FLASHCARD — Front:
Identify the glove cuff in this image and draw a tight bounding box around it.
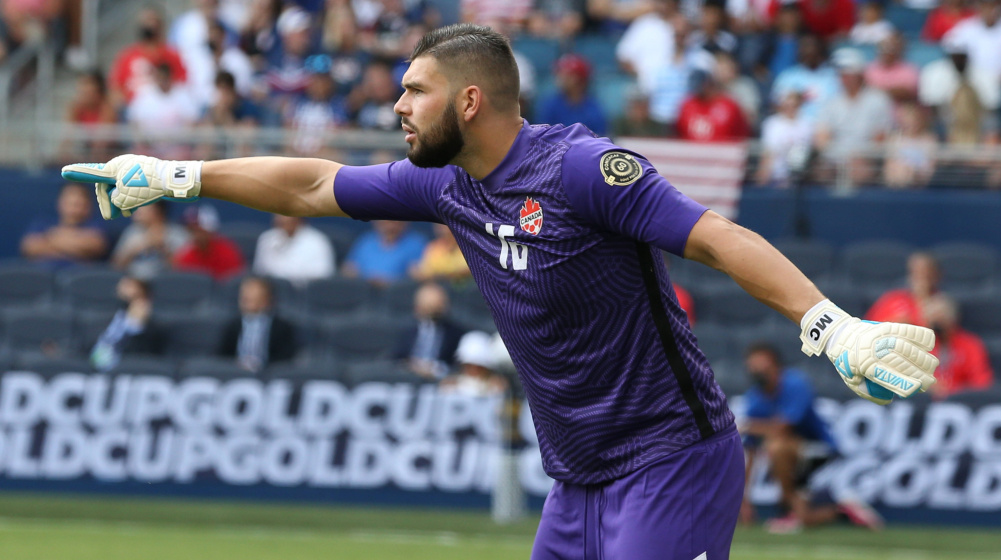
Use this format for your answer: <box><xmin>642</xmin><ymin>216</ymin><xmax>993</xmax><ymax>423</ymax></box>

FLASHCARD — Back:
<box><xmin>799</xmin><ymin>299</ymin><xmax>852</xmax><ymax>357</ymax></box>
<box><xmin>157</xmin><ymin>160</ymin><xmax>203</xmax><ymax>198</ymax></box>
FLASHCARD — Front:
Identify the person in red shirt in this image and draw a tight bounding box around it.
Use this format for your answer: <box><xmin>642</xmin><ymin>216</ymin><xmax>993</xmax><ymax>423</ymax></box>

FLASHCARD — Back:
<box><xmin>674</xmin><ymin>283</ymin><xmax>696</xmax><ymax>326</ymax></box>
<box><xmin>924</xmin><ymin>294</ymin><xmax>994</xmax><ymax>398</ymax></box>
<box><xmin>676</xmin><ymin>70</ymin><xmax>750</xmax><ymax>142</ymax></box>
<box><xmin>865</xmin><ymin>251</ymin><xmax>940</xmax><ymax>326</ymax></box>
<box><xmin>108</xmin><ymin>5</ymin><xmax>187</xmax><ymax>109</ymax></box>
<box><xmin>768</xmin><ymin>0</ymin><xmax>854</xmax><ymax>41</ymax></box>
<box><xmin>173</xmin><ymin>204</ymin><xmax>245</xmax><ymax>281</ymax></box>
<box><xmin>922</xmin><ymin>0</ymin><xmax>976</xmax><ymax>42</ymax></box>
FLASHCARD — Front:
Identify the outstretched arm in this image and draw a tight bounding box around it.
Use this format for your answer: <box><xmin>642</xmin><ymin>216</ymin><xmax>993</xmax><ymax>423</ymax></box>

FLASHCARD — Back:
<box><xmin>200</xmin><ymin>157</ymin><xmax>346</xmax><ymax>217</ymax></box>
<box><xmin>683</xmin><ymin>210</ymin><xmax>825</xmax><ymax>323</ymax></box>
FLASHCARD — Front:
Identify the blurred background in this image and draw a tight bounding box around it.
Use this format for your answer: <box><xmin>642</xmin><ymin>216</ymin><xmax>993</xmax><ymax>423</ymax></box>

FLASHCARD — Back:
<box><xmin>0</xmin><ymin>0</ymin><xmax>998</xmax><ymax>558</ymax></box>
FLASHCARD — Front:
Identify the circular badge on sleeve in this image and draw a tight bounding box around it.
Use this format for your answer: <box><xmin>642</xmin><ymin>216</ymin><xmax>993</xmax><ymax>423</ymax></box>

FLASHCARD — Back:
<box><xmin>599</xmin><ymin>152</ymin><xmax>642</xmax><ymax>186</ymax></box>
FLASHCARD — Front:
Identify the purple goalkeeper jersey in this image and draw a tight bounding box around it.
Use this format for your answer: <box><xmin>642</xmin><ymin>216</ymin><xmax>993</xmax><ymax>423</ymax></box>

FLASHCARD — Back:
<box><xmin>335</xmin><ymin>121</ymin><xmax>735</xmax><ymax>484</ymax></box>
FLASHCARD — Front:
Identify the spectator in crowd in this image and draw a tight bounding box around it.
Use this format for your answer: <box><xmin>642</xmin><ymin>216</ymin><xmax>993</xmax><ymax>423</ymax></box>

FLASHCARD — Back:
<box><xmin>921</xmin><ymin>0</ymin><xmax>974</xmax><ymax>42</ymax></box>
<box><xmin>393</xmin><ymin>282</ymin><xmax>466</xmax><ymax>379</ymax></box>
<box><xmin>918</xmin><ymin>39</ymin><xmax>999</xmax><ymax>140</ymax></box>
<box><xmin>324</xmin><ymin>8</ymin><xmax>371</xmax><ymax>97</ymax></box>
<box><xmin>865</xmin><ymin>251</ymin><xmax>940</xmax><ymax>326</ymax></box>
<box><xmin>924</xmin><ymin>294</ymin><xmax>994</xmax><ymax>398</ymax></box>
<box><xmin>676</xmin><ymin>70</ymin><xmax>750</xmax><ymax>142</ymax></box>
<box><xmin>90</xmin><ymin>276</ymin><xmax>165</xmax><ymax>372</ymax></box>
<box><xmin>439</xmin><ymin>331</ymin><xmax>508</xmax><ymax>396</ymax></box>
<box><xmin>238</xmin><ymin>0</ymin><xmax>283</xmax><ymax>65</ymax></box>
<box><xmin>942</xmin><ymin>0</ymin><xmax>1001</xmax><ymax>79</ymax></box>
<box><xmin>715</xmin><ymin>51</ymin><xmax>761</xmax><ymax>128</ymax></box>
<box><xmin>173</xmin><ymin>204</ymin><xmax>246</xmax><ymax>280</ymax></box>
<box><xmin>112</xmin><ymin>203</ymin><xmax>190</xmax><ymax>280</ymax></box>
<box><xmin>411</xmin><ymin>223</ymin><xmax>471</xmax><ymax>284</ymax></box>
<box><xmin>63</xmin><ymin>71</ymin><xmax>116</xmax><ymax>162</ymax></box>
<box><xmin>219</xmin><ymin>276</ymin><xmax>298</xmax><ymax>372</ymax></box>
<box><xmin>756</xmin><ymin>91</ymin><xmax>813</xmax><ymax>187</ymax></box>
<box><xmin>127</xmin><ymin>62</ymin><xmax>201</xmax><ymax>158</ymax></box>
<box><xmin>616</xmin><ymin>0</ymin><xmax>676</xmax><ymax>93</ymax></box>
<box><xmin>770</xmin><ymin>0</ymin><xmax>854</xmax><ymax>42</ymax></box>
<box><xmin>343</xmin><ymin>220</ymin><xmax>427</xmax><ymax>286</ymax></box>
<box><xmin>535</xmin><ymin>54</ymin><xmax>607</xmax><ymax>136</ymax></box>
<box><xmin>262</xmin><ymin>7</ymin><xmax>317</xmax><ymax>123</ymax></box>
<box><xmin>185</xmin><ymin>19</ymin><xmax>256</xmax><ymax>108</ymax></box>
<box><xmin>170</xmin><ymin>0</ymin><xmax>227</xmax><ymax>62</ymax></box>
<box><xmin>109</xmin><ymin>5</ymin><xmax>187</xmax><ymax>109</ymax></box>
<box><xmin>253</xmin><ymin>214</ymin><xmax>336</xmax><ymax>286</ymax></box>
<box><xmin>201</xmin><ymin>70</ymin><xmax>262</xmax><ymax>128</ymax></box>
<box><xmin>612</xmin><ymin>86</ymin><xmax>665</xmax><ymax>137</ymax></box>
<box><xmin>674</xmin><ymin>282</ymin><xmax>695</xmax><ymax>327</ymax></box>
<box><xmin>848</xmin><ymin>1</ymin><xmax>893</xmax><ymax>46</ymax></box>
<box><xmin>648</xmin><ymin>15</ymin><xmax>714</xmax><ymax>131</ymax></box>
<box><xmin>690</xmin><ymin>2</ymin><xmax>737</xmax><ymax>56</ymax></box>
<box><xmin>527</xmin><ymin>0</ymin><xmax>586</xmax><ymax>39</ymax></box>
<box><xmin>770</xmin><ymin>35</ymin><xmax>839</xmax><ymax>123</ymax></box>
<box><xmin>286</xmin><ymin>55</ymin><xmax>347</xmax><ymax>156</ymax></box>
<box><xmin>1</xmin><ymin>0</ymin><xmax>63</xmax><ymax>60</ymax></box>
<box><xmin>864</xmin><ymin>32</ymin><xmax>920</xmax><ymax>111</ymax></box>
<box><xmin>460</xmin><ymin>0</ymin><xmax>532</xmax><ymax>34</ymax></box>
<box><xmin>589</xmin><ymin>0</ymin><xmax>659</xmax><ymax>28</ymax></box>
<box><xmin>883</xmin><ymin>103</ymin><xmax>938</xmax><ymax>188</ymax></box>
<box><xmin>21</xmin><ymin>183</ymin><xmax>108</xmax><ymax>270</ymax></box>
<box><xmin>347</xmin><ymin>61</ymin><xmax>402</xmax><ymax>130</ymax></box>
<box><xmin>814</xmin><ymin>48</ymin><xmax>893</xmax><ymax>185</ymax></box>
<box><xmin>755</xmin><ymin>3</ymin><xmax>802</xmax><ymax>84</ymax></box>
<box><xmin>739</xmin><ymin>343</ymin><xmax>881</xmax><ymax>533</ymax></box>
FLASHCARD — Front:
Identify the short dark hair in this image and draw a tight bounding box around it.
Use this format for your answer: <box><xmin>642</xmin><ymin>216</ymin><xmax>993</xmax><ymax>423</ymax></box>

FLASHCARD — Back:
<box><xmin>410</xmin><ymin>23</ymin><xmax>520</xmax><ymax>113</ymax></box>
<box><xmin>215</xmin><ymin>70</ymin><xmax>236</xmax><ymax>90</ymax></box>
<box><xmin>744</xmin><ymin>342</ymin><xmax>783</xmax><ymax>365</ymax></box>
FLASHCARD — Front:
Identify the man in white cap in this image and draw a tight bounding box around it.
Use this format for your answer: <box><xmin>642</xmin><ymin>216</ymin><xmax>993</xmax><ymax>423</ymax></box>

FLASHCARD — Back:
<box><xmin>439</xmin><ymin>330</ymin><xmax>508</xmax><ymax>397</ymax></box>
<box><xmin>814</xmin><ymin>48</ymin><xmax>894</xmax><ymax>184</ymax></box>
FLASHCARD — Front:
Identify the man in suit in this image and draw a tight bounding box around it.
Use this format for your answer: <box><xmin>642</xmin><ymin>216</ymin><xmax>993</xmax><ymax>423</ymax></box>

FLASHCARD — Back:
<box><xmin>393</xmin><ymin>282</ymin><xmax>466</xmax><ymax>379</ymax></box>
<box><xmin>90</xmin><ymin>276</ymin><xmax>165</xmax><ymax>371</ymax></box>
<box><xmin>219</xmin><ymin>276</ymin><xmax>297</xmax><ymax>372</ymax></box>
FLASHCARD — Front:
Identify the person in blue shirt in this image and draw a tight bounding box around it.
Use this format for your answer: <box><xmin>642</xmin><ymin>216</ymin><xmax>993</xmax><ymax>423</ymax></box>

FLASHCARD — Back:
<box><xmin>740</xmin><ymin>342</ymin><xmax>883</xmax><ymax>534</ymax></box>
<box><xmin>534</xmin><ymin>54</ymin><xmax>607</xmax><ymax>136</ymax></box>
<box><xmin>20</xmin><ymin>183</ymin><xmax>109</xmax><ymax>270</ymax></box>
<box><xmin>342</xmin><ymin>220</ymin><xmax>427</xmax><ymax>286</ymax></box>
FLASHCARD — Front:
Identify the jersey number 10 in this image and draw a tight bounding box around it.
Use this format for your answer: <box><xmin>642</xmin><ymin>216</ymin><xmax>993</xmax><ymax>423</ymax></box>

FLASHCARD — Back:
<box><xmin>486</xmin><ymin>223</ymin><xmax>528</xmax><ymax>271</ymax></box>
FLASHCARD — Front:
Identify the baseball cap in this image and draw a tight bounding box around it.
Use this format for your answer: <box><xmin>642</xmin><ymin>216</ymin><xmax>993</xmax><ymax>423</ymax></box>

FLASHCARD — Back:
<box><xmin>181</xmin><ymin>204</ymin><xmax>220</xmax><ymax>232</ymax></box>
<box><xmin>277</xmin><ymin>7</ymin><xmax>311</xmax><ymax>36</ymax></box>
<box><xmin>832</xmin><ymin>48</ymin><xmax>867</xmax><ymax>73</ymax></box>
<box><xmin>555</xmin><ymin>54</ymin><xmax>592</xmax><ymax>82</ymax></box>
<box><xmin>455</xmin><ymin>331</ymin><xmax>497</xmax><ymax>369</ymax></box>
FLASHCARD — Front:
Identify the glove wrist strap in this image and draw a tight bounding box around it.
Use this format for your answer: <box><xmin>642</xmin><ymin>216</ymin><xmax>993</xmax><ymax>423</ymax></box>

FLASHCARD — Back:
<box><xmin>157</xmin><ymin>160</ymin><xmax>203</xmax><ymax>198</ymax></box>
<box><xmin>799</xmin><ymin>299</ymin><xmax>852</xmax><ymax>357</ymax></box>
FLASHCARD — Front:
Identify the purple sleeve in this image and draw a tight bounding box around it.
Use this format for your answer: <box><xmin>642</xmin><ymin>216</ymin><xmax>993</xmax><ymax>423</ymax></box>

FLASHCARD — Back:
<box><xmin>561</xmin><ymin>140</ymin><xmax>708</xmax><ymax>256</ymax></box>
<box><xmin>333</xmin><ymin>160</ymin><xmax>455</xmax><ymax>223</ymax></box>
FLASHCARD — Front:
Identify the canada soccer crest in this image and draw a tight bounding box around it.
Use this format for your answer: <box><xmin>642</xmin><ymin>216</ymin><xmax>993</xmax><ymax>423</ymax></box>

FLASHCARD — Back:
<box><xmin>519</xmin><ymin>197</ymin><xmax>543</xmax><ymax>235</ymax></box>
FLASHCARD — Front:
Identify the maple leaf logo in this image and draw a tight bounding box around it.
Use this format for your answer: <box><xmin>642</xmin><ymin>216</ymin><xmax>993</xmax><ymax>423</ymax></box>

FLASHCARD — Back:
<box><xmin>519</xmin><ymin>197</ymin><xmax>543</xmax><ymax>235</ymax></box>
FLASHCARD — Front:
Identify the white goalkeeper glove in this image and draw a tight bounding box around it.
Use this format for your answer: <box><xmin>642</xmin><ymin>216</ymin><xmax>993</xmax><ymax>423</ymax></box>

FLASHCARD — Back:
<box><xmin>800</xmin><ymin>299</ymin><xmax>938</xmax><ymax>405</ymax></box>
<box><xmin>61</xmin><ymin>155</ymin><xmax>203</xmax><ymax>219</ymax></box>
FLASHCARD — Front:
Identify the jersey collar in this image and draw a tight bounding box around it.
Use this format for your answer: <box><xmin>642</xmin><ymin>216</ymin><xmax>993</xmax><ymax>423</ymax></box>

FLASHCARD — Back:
<box><xmin>477</xmin><ymin>119</ymin><xmax>532</xmax><ymax>191</ymax></box>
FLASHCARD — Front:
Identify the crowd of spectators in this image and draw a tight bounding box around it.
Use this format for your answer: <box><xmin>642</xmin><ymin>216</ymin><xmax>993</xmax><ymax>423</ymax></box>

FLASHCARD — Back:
<box><xmin>45</xmin><ymin>0</ymin><xmax>999</xmax><ymax>188</ymax></box>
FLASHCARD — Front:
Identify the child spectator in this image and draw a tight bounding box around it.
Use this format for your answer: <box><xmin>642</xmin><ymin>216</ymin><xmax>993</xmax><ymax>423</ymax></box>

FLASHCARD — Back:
<box><xmin>849</xmin><ymin>1</ymin><xmax>893</xmax><ymax>45</ymax></box>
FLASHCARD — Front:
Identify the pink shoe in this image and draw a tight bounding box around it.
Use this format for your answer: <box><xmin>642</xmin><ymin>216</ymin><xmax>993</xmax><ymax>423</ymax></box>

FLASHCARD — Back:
<box><xmin>765</xmin><ymin>514</ymin><xmax>803</xmax><ymax>535</ymax></box>
<box><xmin>838</xmin><ymin>499</ymin><xmax>884</xmax><ymax>531</ymax></box>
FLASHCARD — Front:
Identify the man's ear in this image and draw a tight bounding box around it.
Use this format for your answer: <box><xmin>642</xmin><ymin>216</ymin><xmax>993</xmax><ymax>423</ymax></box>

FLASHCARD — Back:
<box><xmin>458</xmin><ymin>85</ymin><xmax>482</xmax><ymax>122</ymax></box>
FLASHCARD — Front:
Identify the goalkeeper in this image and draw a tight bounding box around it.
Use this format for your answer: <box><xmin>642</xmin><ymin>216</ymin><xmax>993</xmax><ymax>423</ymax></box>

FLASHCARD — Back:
<box><xmin>62</xmin><ymin>23</ymin><xmax>937</xmax><ymax>560</ymax></box>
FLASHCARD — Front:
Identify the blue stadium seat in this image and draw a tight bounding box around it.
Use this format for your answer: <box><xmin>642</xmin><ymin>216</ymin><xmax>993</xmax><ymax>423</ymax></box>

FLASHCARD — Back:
<box><xmin>734</xmin><ymin>321</ymin><xmax>804</xmax><ymax>366</ymax></box>
<box><xmin>0</xmin><ymin>263</ymin><xmax>54</xmax><ymax>311</ymax></box>
<box><xmin>511</xmin><ymin>37</ymin><xmax>562</xmax><ymax>78</ymax></box>
<box><xmin>73</xmin><ymin>310</ymin><xmax>117</xmax><ymax>354</ymax></box>
<box><xmin>178</xmin><ymin>356</ymin><xmax>254</xmax><ymax>379</ymax></box>
<box><xmin>304</xmin><ymin>277</ymin><xmax>376</xmax><ymax>319</ymax></box>
<box><xmin>313</xmin><ymin>224</ymin><xmax>360</xmax><ymax>267</ymax></box>
<box><xmin>58</xmin><ymin>268</ymin><xmax>124</xmax><ymax>314</ymax></box>
<box><xmin>150</xmin><ymin>271</ymin><xmax>215</xmax><ymax>317</ymax></box>
<box><xmin>3</xmin><ymin>310</ymin><xmax>75</xmax><ymax>357</ymax></box>
<box><xmin>885</xmin><ymin>4</ymin><xmax>929</xmax><ymax>39</ymax></box>
<box><xmin>692</xmin><ymin>323</ymin><xmax>737</xmax><ymax>363</ymax></box>
<box><xmin>701</xmin><ymin>285</ymin><xmax>775</xmax><ymax>327</ymax></box>
<box><xmin>811</xmin><ymin>280</ymin><xmax>869</xmax><ymax>318</ymax></box>
<box><xmin>709</xmin><ymin>358</ymin><xmax>750</xmax><ymax>397</ymax></box>
<box><xmin>266</xmin><ymin>361</ymin><xmax>345</xmax><ymax>383</ymax></box>
<box><xmin>344</xmin><ymin>359</ymin><xmax>424</xmax><ymax>386</ymax></box>
<box><xmin>324</xmin><ymin>317</ymin><xmax>405</xmax><ymax>363</ymax></box>
<box><xmin>379</xmin><ymin>280</ymin><xmax>420</xmax><ymax>317</ymax></box>
<box><xmin>839</xmin><ymin>241</ymin><xmax>913</xmax><ymax>292</ymax></box>
<box><xmin>162</xmin><ymin>316</ymin><xmax>227</xmax><ymax>358</ymax></box>
<box><xmin>425</xmin><ymin>0</ymin><xmax>459</xmax><ymax>25</ymax></box>
<box><xmin>958</xmin><ymin>294</ymin><xmax>1001</xmax><ymax>339</ymax></box>
<box><xmin>571</xmin><ymin>35</ymin><xmax>621</xmax><ymax>75</ymax></box>
<box><xmin>593</xmin><ymin>72</ymin><xmax>633</xmax><ymax>122</ymax></box>
<box><xmin>109</xmin><ymin>355</ymin><xmax>177</xmax><ymax>377</ymax></box>
<box><xmin>905</xmin><ymin>41</ymin><xmax>944</xmax><ymax>68</ymax></box>
<box><xmin>931</xmin><ymin>242</ymin><xmax>999</xmax><ymax>290</ymax></box>
<box><xmin>217</xmin><ymin>221</ymin><xmax>268</xmax><ymax>267</ymax></box>
<box><xmin>12</xmin><ymin>352</ymin><xmax>93</xmax><ymax>378</ymax></box>
<box><xmin>792</xmin><ymin>359</ymin><xmax>848</xmax><ymax>401</ymax></box>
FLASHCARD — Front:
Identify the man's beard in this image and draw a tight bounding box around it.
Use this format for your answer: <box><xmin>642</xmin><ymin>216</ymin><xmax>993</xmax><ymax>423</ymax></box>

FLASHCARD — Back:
<box><xmin>406</xmin><ymin>102</ymin><xmax>465</xmax><ymax>168</ymax></box>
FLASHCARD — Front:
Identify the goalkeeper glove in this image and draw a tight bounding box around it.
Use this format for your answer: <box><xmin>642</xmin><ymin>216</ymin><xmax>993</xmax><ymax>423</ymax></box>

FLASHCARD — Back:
<box><xmin>800</xmin><ymin>300</ymin><xmax>938</xmax><ymax>405</ymax></box>
<box><xmin>61</xmin><ymin>155</ymin><xmax>203</xmax><ymax>219</ymax></box>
